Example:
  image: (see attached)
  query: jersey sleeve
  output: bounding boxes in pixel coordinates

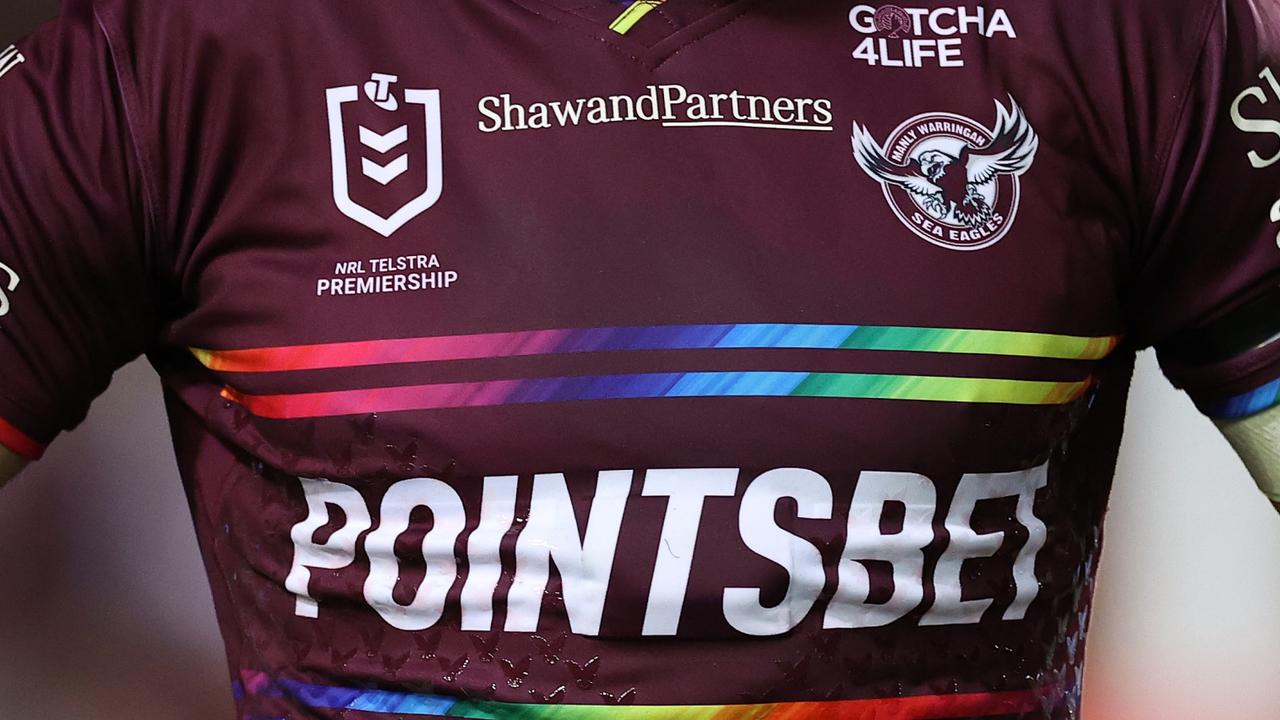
[0,0,157,460]
[1133,0,1280,420]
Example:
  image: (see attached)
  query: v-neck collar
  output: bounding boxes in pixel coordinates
[507,0,764,69]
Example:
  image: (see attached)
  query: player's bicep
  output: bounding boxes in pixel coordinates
[0,1,157,458]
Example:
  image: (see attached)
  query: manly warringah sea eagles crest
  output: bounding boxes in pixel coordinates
[853,97,1038,251]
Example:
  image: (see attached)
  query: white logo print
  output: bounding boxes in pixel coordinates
[0,261,20,318]
[852,97,1038,251]
[848,5,1017,69]
[0,45,25,79]
[364,72,400,112]
[286,462,1049,635]
[1228,65,1280,245]
[327,73,443,237]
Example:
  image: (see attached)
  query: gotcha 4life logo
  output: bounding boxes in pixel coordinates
[326,73,444,237]
[852,98,1039,251]
[848,4,1017,68]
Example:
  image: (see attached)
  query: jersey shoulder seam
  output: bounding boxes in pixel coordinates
[1140,0,1222,241]
[88,0,163,267]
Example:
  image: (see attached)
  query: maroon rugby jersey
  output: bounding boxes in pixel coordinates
[2,1,1280,718]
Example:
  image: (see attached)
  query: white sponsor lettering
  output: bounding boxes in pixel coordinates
[287,463,1051,636]
[723,468,833,636]
[1230,66,1280,246]
[315,271,458,296]
[824,471,935,629]
[459,475,518,631]
[848,5,1015,37]
[922,463,1048,625]
[477,84,835,134]
[363,477,467,631]
[641,468,739,635]
[852,36,965,68]
[285,478,373,618]
[0,261,19,318]
[848,5,1016,69]
[316,253,458,297]
[1231,66,1280,170]
[505,471,633,635]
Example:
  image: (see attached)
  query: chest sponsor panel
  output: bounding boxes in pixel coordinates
[284,461,1053,638]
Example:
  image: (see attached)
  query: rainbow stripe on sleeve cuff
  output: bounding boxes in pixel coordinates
[0,415,45,461]
[1200,377,1280,420]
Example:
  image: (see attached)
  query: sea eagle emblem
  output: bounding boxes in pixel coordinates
[852,98,1039,251]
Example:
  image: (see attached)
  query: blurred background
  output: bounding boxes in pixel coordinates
[2,4,1280,719]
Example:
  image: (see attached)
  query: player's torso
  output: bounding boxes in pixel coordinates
[130,1,1196,716]
[157,0,1147,465]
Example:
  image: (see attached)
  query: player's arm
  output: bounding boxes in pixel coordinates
[0,2,158,475]
[0,447,25,489]
[1216,410,1280,513]
[1133,0,1280,508]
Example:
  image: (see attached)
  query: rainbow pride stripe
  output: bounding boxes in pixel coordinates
[201,323,1113,420]
[221,370,1091,420]
[1201,377,1280,419]
[0,415,44,461]
[192,323,1120,374]
[237,669,1052,719]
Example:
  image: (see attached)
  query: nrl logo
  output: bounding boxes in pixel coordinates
[326,73,443,237]
[852,98,1038,251]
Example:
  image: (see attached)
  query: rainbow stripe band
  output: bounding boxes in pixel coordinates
[192,323,1120,374]
[0,415,44,461]
[221,371,1091,420]
[1202,377,1280,419]
[237,670,1053,719]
